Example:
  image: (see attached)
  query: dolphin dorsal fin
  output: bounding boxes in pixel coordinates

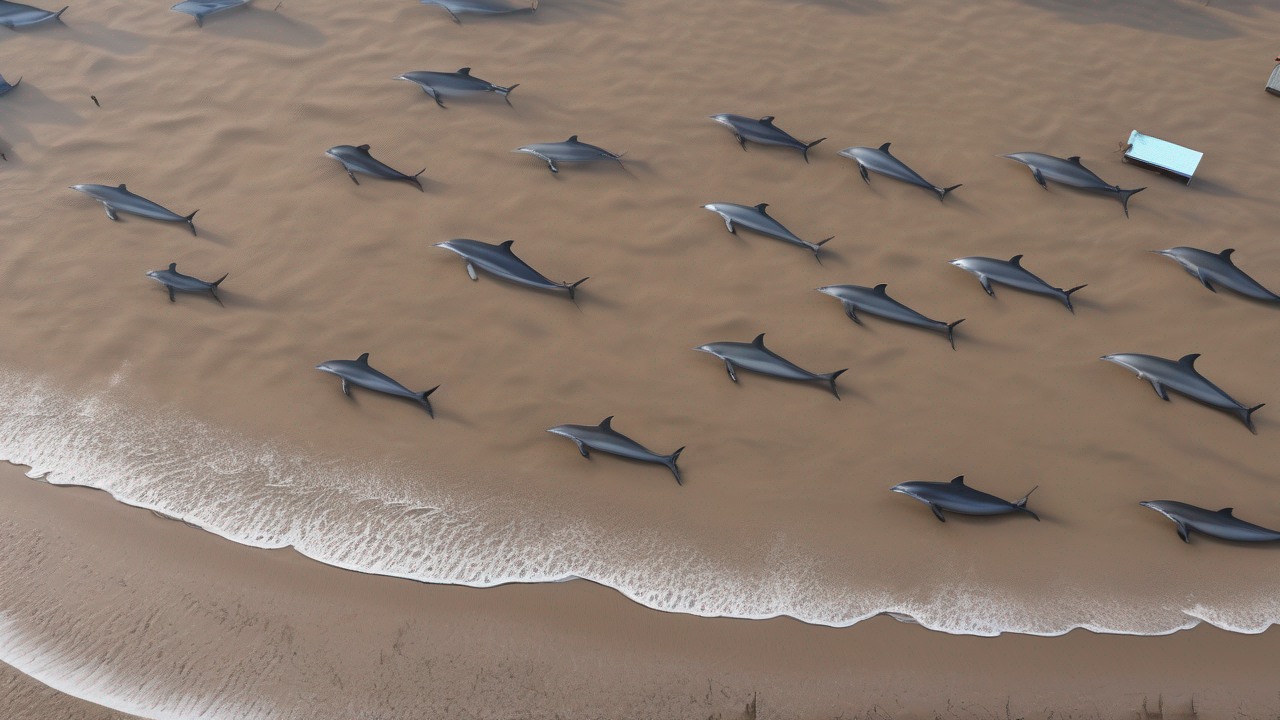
[1219,507,1235,517]
[1067,156,1082,164]
[357,144,371,151]
[950,476,965,485]
[567,135,579,143]
[752,333,766,348]
[759,116,775,125]
[169,263,177,271]
[879,142,891,153]
[754,203,770,214]
[1009,254,1024,266]
[873,283,888,295]
[1219,248,1236,262]
[357,352,370,364]
[500,240,515,250]
[457,67,471,75]
[118,183,128,191]
[1178,353,1200,368]
[599,416,614,429]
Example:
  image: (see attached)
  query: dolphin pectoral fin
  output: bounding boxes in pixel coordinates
[341,379,351,397]
[1176,520,1191,543]
[1196,270,1216,293]
[723,359,738,383]
[1149,379,1170,401]
[545,159,558,173]
[346,169,359,185]
[734,134,747,151]
[978,275,995,297]
[1031,167,1047,189]
[466,262,478,281]
[930,504,946,523]
[841,301,862,325]
[167,286,175,302]
[104,204,119,221]
[574,440,590,458]
[425,88,445,108]
[723,216,735,234]
[858,163,870,185]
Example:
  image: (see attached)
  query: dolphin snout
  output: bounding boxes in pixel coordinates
[693,345,717,355]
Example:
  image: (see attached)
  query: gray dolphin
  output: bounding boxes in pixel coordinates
[1001,152,1146,217]
[694,333,847,399]
[701,202,832,262]
[512,135,623,174]
[170,0,249,26]
[0,73,19,96]
[326,144,425,191]
[836,143,961,202]
[709,114,825,161]
[70,183,199,236]
[421,0,536,22]
[395,68,517,108]
[1101,353,1264,433]
[547,416,684,485]
[950,255,1086,312]
[816,284,965,349]
[1140,501,1280,543]
[433,239,588,299]
[0,0,66,27]
[315,353,439,417]
[892,476,1039,523]
[146,263,227,305]
[1150,247,1280,303]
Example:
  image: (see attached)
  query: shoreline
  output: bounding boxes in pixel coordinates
[5,462,1280,719]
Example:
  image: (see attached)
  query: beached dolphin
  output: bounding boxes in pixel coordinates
[1150,247,1280,303]
[70,184,199,236]
[709,114,825,161]
[891,476,1039,523]
[0,0,66,27]
[0,73,19,96]
[694,333,847,399]
[836,144,961,202]
[170,0,249,26]
[950,255,1086,312]
[434,239,588,299]
[315,353,439,417]
[512,136,623,174]
[816,284,965,349]
[146,263,227,305]
[1001,152,1145,217]
[701,202,832,262]
[395,68,517,107]
[1101,353,1264,433]
[1140,501,1280,543]
[326,145,425,191]
[547,416,684,485]
[421,0,535,22]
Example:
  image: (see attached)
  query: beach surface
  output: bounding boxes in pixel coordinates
[2,0,1280,714]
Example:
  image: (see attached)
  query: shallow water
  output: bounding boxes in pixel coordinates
[2,0,1280,688]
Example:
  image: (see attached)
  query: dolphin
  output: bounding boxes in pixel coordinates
[950,255,1086,312]
[1101,353,1264,433]
[1140,501,1280,543]
[70,184,199,236]
[170,0,249,26]
[1001,152,1146,217]
[0,0,66,27]
[395,68,518,107]
[421,0,536,23]
[512,136,623,174]
[701,202,832,262]
[816,284,965,349]
[326,144,425,191]
[547,416,684,485]
[709,114,825,162]
[315,353,439,417]
[146,263,227,305]
[836,144,961,202]
[433,239,588,299]
[694,333,847,399]
[0,73,19,96]
[1150,247,1280,303]
[891,476,1039,523]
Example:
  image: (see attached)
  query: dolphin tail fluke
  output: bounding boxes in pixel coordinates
[1014,486,1040,521]
[419,385,440,418]
[946,319,965,350]
[566,277,589,300]
[410,169,426,192]
[664,447,685,486]
[55,5,68,19]
[937,183,962,202]
[1062,284,1087,313]
[184,210,199,236]
[1119,187,1146,218]
[802,138,826,163]
[812,237,833,263]
[500,84,519,105]
[821,368,848,400]
[1242,403,1265,434]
